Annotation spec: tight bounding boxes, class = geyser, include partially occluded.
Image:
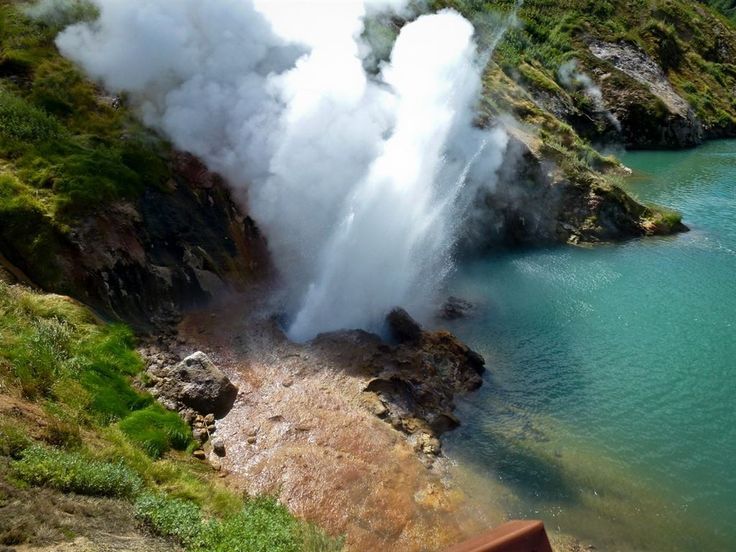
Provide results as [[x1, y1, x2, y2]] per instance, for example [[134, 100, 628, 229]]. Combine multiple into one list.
[[55, 0, 508, 340]]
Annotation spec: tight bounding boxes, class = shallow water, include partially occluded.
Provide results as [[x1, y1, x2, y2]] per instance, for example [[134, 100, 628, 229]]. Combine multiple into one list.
[[442, 141, 736, 550]]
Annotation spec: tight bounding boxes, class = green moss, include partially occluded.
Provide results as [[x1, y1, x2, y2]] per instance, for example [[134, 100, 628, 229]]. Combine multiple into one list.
[[119, 405, 193, 459]]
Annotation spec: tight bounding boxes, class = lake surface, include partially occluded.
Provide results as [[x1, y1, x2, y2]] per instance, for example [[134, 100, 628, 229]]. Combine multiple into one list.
[[443, 141, 736, 550]]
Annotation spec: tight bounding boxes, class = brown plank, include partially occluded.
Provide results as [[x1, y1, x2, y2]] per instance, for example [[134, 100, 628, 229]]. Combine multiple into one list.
[[444, 520, 554, 552]]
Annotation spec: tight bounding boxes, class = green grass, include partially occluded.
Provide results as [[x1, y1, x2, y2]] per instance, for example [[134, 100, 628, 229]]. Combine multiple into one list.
[[7, 442, 344, 550], [434, 0, 736, 134], [12, 445, 143, 497], [0, 1, 171, 288], [0, 281, 343, 550], [0, 282, 149, 417], [119, 404, 193, 459], [704, 0, 736, 23], [135, 493, 345, 552]]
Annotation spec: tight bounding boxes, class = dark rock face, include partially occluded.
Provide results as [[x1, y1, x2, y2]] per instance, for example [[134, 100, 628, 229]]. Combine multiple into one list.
[[8, 153, 269, 329], [148, 351, 237, 418], [588, 40, 704, 149], [365, 323, 485, 455], [312, 311, 486, 457], [386, 307, 423, 344], [464, 133, 687, 247]]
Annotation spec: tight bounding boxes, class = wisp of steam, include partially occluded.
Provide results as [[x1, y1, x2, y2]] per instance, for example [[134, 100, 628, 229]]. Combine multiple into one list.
[[55, 0, 509, 340]]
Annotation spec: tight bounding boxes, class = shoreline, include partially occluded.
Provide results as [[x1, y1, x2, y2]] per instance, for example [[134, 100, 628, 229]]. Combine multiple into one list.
[[137, 286, 595, 551], [138, 289, 496, 551]]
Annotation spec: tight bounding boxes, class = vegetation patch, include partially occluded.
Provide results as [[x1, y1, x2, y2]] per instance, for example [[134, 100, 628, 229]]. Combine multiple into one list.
[[0, 280, 343, 550], [135, 492, 344, 552], [119, 404, 193, 459], [12, 445, 143, 497]]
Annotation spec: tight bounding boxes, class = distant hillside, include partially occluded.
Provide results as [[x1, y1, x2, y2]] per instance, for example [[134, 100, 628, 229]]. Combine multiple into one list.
[[438, 0, 736, 148], [705, 0, 736, 22]]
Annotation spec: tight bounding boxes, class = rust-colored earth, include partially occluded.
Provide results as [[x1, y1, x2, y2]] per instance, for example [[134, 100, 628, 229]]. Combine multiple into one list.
[[178, 290, 506, 551]]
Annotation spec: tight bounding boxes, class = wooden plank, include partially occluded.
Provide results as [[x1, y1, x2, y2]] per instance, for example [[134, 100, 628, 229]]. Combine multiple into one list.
[[444, 520, 554, 552]]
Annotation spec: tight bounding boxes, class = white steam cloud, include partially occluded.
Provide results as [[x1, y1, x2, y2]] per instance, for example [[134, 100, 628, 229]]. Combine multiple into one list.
[[55, 0, 508, 340], [558, 59, 621, 132]]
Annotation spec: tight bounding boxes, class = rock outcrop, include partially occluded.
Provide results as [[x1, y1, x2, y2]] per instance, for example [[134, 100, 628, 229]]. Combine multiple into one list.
[[587, 40, 703, 149], [463, 128, 687, 247], [312, 309, 486, 457], [146, 351, 237, 419], [1, 153, 269, 330]]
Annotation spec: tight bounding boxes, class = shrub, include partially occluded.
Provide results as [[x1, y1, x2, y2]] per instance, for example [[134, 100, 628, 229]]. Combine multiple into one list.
[[135, 493, 344, 552], [197, 497, 304, 552], [135, 493, 205, 547], [13, 445, 142, 497], [0, 419, 31, 458], [0, 89, 61, 144]]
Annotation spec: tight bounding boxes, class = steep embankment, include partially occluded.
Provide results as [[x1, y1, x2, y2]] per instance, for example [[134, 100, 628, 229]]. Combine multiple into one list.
[[0, 280, 343, 551], [442, 0, 736, 148], [0, 1, 268, 327], [429, 0, 736, 244]]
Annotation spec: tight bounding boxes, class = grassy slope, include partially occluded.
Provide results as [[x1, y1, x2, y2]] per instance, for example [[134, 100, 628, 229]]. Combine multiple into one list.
[[704, 0, 736, 23], [0, 281, 343, 551], [438, 0, 736, 132], [0, 0, 171, 287]]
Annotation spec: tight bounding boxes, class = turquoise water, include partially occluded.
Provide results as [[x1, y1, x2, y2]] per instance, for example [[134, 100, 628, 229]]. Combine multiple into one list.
[[443, 141, 736, 550]]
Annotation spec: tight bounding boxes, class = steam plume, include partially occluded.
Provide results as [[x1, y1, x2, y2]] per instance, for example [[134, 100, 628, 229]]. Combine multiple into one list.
[[558, 59, 621, 131], [55, 0, 509, 339]]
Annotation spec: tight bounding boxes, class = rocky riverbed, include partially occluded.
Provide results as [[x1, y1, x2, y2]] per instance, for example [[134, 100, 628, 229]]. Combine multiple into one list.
[[135, 287, 508, 551]]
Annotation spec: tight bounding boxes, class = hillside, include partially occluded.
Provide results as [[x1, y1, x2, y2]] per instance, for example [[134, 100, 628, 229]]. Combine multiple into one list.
[[1, 0, 735, 550], [441, 0, 736, 146]]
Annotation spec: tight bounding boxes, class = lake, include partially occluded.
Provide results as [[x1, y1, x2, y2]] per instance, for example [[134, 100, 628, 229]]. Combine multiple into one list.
[[443, 140, 736, 551]]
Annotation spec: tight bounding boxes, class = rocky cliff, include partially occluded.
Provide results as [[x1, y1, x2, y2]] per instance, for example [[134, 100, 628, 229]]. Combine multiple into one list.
[[2, 0, 734, 322]]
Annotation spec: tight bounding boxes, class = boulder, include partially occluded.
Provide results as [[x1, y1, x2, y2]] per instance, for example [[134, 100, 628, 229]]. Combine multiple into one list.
[[439, 296, 475, 320], [212, 438, 226, 457], [387, 308, 422, 344], [154, 352, 237, 418]]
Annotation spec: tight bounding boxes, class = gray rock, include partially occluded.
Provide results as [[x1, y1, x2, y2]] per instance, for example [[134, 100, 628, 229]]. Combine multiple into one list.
[[192, 428, 208, 443], [212, 438, 226, 457], [193, 449, 206, 460], [155, 352, 237, 418]]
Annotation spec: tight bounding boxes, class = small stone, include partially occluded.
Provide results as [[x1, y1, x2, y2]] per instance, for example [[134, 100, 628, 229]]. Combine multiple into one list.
[[212, 439, 226, 456], [192, 429, 208, 443], [193, 449, 206, 460], [207, 424, 216, 433], [180, 409, 196, 425], [282, 379, 293, 388], [361, 392, 388, 418], [204, 413, 215, 424], [247, 436, 256, 445]]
